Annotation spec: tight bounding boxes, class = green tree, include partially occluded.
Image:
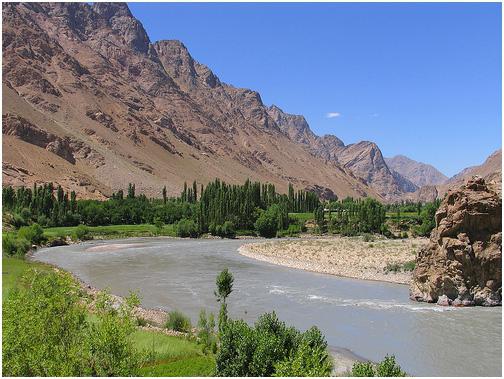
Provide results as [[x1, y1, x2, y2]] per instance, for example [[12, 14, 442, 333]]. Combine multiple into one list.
[[215, 268, 234, 333]]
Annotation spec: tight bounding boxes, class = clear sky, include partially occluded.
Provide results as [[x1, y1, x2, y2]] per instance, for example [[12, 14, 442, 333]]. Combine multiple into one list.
[[129, 2, 501, 177]]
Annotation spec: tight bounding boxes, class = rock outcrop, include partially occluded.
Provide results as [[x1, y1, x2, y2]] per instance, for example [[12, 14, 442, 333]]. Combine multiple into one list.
[[410, 177, 502, 306]]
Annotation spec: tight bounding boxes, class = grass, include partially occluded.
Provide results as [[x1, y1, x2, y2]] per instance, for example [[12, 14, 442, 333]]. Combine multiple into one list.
[[43, 224, 177, 240], [2, 257, 51, 301], [2, 257, 215, 376], [385, 212, 420, 220], [133, 329, 215, 376], [139, 355, 215, 377], [289, 212, 313, 223]]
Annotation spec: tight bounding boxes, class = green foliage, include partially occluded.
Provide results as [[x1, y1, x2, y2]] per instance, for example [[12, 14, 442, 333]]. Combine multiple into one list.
[[328, 198, 386, 235], [165, 310, 192, 333], [254, 204, 289, 238], [87, 291, 142, 376], [176, 218, 199, 238], [72, 224, 90, 241], [276, 223, 302, 237], [215, 268, 234, 333], [384, 263, 402, 274], [2, 269, 142, 377], [139, 355, 216, 377], [17, 223, 45, 245], [209, 221, 236, 238], [362, 233, 375, 242], [402, 260, 416, 272], [2, 233, 30, 257], [215, 312, 332, 377], [197, 309, 217, 354], [351, 361, 375, 376], [2, 270, 89, 376], [352, 355, 406, 377], [274, 327, 333, 377]]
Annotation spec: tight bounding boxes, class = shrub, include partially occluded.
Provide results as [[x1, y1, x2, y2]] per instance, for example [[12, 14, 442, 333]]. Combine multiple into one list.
[[402, 260, 416, 272], [351, 355, 405, 377], [72, 224, 90, 241], [2, 234, 31, 257], [3, 270, 142, 376], [351, 361, 375, 376], [176, 219, 199, 238], [11, 212, 28, 228], [215, 312, 332, 377], [384, 263, 401, 274], [276, 224, 301, 238], [220, 221, 236, 238], [254, 205, 289, 238], [197, 309, 217, 354], [362, 233, 374, 242], [165, 310, 192, 332], [136, 317, 148, 327], [17, 223, 45, 245]]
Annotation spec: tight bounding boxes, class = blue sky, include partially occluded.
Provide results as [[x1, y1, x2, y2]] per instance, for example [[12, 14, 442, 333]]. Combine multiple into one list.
[[129, 2, 501, 177]]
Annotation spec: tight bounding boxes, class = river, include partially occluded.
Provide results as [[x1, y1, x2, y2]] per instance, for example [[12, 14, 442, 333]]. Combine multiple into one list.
[[32, 237, 502, 377]]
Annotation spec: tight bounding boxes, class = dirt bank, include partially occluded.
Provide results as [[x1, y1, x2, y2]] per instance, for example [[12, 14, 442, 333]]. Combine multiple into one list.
[[239, 236, 428, 284]]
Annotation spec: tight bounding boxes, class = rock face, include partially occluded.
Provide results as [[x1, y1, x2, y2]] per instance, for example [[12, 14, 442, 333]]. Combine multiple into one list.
[[2, 2, 383, 200], [385, 155, 448, 187], [410, 177, 502, 306], [267, 105, 418, 201]]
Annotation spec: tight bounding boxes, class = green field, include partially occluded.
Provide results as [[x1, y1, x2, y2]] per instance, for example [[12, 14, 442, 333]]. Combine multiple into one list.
[[289, 212, 313, 223], [134, 330, 215, 376], [2, 257, 215, 376], [385, 211, 420, 219], [43, 223, 177, 240]]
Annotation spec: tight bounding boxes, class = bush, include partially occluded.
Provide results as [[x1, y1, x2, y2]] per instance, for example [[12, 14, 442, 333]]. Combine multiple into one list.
[[2, 270, 142, 376], [176, 219, 199, 238], [384, 263, 401, 274], [197, 310, 217, 354], [72, 224, 90, 241], [254, 205, 289, 238], [215, 312, 332, 377], [402, 260, 416, 272], [362, 233, 375, 242], [17, 223, 45, 245], [351, 361, 375, 376], [210, 221, 236, 238], [276, 224, 301, 238], [352, 355, 406, 377], [2, 234, 31, 257], [165, 310, 192, 332]]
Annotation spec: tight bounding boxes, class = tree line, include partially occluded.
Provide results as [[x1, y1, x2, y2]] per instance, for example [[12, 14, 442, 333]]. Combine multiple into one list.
[[2, 179, 320, 238]]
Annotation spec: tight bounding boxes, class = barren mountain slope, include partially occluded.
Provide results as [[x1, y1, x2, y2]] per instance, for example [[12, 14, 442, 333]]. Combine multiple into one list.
[[2, 2, 380, 200], [405, 149, 502, 202], [385, 155, 448, 187]]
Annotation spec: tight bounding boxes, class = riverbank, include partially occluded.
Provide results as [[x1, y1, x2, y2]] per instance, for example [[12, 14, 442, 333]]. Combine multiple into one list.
[[239, 236, 428, 284]]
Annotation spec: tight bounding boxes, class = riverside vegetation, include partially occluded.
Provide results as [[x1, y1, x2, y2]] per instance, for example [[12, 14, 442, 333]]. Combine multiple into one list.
[[2, 179, 440, 260], [3, 253, 407, 377]]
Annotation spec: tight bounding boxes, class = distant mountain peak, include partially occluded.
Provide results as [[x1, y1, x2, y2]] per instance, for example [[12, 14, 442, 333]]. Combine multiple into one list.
[[385, 155, 447, 187]]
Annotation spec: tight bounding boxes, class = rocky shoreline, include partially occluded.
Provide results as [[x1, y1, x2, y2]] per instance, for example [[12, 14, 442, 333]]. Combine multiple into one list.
[[239, 237, 428, 285]]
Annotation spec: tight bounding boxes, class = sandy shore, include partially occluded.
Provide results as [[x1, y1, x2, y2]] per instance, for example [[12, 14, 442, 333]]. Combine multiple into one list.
[[239, 236, 428, 284]]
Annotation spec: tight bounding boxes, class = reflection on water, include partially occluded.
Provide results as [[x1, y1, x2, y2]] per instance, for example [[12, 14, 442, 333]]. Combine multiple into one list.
[[33, 238, 502, 377]]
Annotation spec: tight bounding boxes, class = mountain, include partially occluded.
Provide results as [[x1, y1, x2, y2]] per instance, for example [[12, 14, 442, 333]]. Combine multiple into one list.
[[385, 155, 447, 187], [443, 149, 502, 194], [2, 2, 382, 200], [405, 149, 502, 202], [267, 106, 417, 201]]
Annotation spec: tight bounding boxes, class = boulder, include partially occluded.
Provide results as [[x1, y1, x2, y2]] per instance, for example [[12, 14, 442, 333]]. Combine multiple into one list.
[[410, 176, 502, 306]]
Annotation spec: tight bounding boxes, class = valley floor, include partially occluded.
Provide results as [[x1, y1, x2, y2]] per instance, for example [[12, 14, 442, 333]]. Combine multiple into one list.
[[239, 236, 428, 284]]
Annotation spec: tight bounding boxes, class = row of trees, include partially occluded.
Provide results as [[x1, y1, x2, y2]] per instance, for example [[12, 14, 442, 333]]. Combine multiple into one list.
[[3, 179, 320, 238], [314, 197, 387, 236]]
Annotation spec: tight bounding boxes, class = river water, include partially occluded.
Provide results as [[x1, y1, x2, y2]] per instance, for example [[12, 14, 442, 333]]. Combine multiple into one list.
[[32, 237, 502, 377]]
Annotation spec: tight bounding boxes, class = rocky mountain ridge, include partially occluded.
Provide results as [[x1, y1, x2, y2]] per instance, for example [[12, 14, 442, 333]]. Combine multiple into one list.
[[2, 2, 497, 204], [3, 2, 386, 200]]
